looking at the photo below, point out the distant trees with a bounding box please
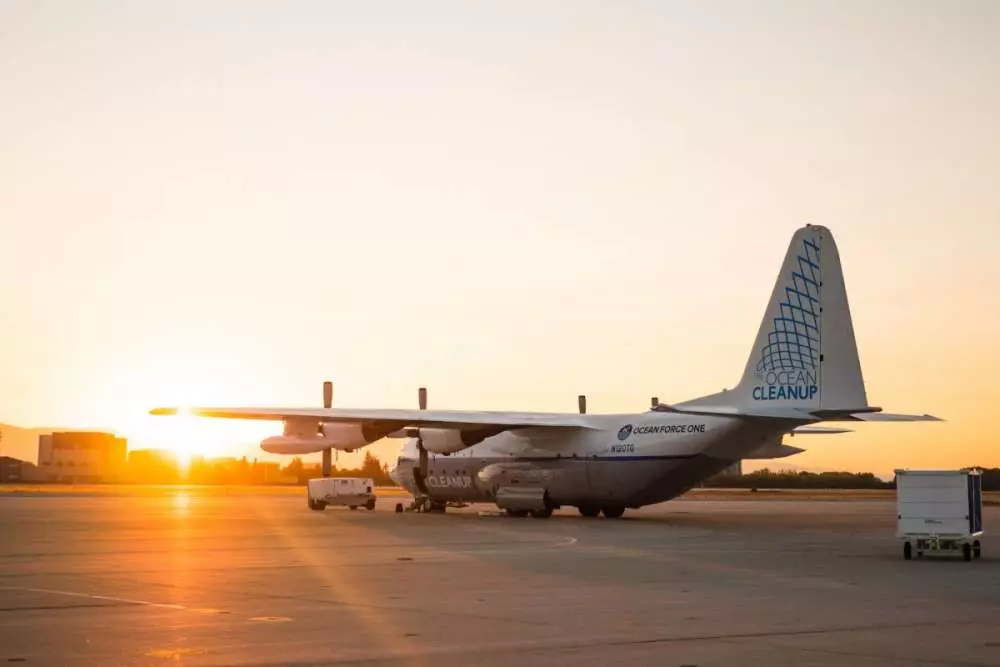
[706,467,1000,491]
[969,467,1000,492]
[278,452,395,486]
[706,468,893,490]
[284,457,305,484]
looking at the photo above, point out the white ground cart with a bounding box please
[896,469,983,561]
[307,477,376,512]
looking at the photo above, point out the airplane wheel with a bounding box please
[530,508,553,519]
[578,506,600,518]
[601,506,626,519]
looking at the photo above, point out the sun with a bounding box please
[130,409,231,467]
[123,407,279,469]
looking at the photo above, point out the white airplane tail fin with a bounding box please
[667,225,940,422]
[678,225,871,416]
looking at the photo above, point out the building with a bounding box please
[0,456,31,483]
[37,432,128,483]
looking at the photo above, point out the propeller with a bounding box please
[411,387,430,496]
[321,380,333,477]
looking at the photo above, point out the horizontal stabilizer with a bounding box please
[744,443,806,460]
[847,412,943,422]
[655,403,942,423]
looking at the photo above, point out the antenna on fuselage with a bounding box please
[578,395,587,414]
[651,396,659,410]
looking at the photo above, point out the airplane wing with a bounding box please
[149,406,596,431]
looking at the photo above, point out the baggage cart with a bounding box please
[896,468,983,561]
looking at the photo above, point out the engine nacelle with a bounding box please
[260,420,396,455]
[419,428,471,455]
[418,427,504,455]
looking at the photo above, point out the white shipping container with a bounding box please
[307,477,376,511]
[895,469,983,561]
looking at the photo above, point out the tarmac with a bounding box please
[1,488,998,666]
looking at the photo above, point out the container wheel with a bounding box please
[903,542,912,560]
[395,502,404,514]
[962,543,972,562]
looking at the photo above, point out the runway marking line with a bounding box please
[0,586,187,611]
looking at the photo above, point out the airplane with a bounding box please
[151,224,941,519]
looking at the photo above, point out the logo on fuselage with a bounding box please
[426,474,473,489]
[633,424,706,435]
[617,425,633,441]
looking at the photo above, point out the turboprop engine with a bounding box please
[418,427,505,455]
[260,420,397,454]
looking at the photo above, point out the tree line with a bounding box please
[280,452,395,486]
[705,466,1000,491]
[127,451,396,485]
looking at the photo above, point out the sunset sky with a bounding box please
[2,1,998,476]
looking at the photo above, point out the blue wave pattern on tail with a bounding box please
[754,238,821,375]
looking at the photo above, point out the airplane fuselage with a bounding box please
[390,412,792,510]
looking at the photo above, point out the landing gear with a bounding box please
[601,506,626,519]
[577,505,600,518]
[406,496,447,513]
